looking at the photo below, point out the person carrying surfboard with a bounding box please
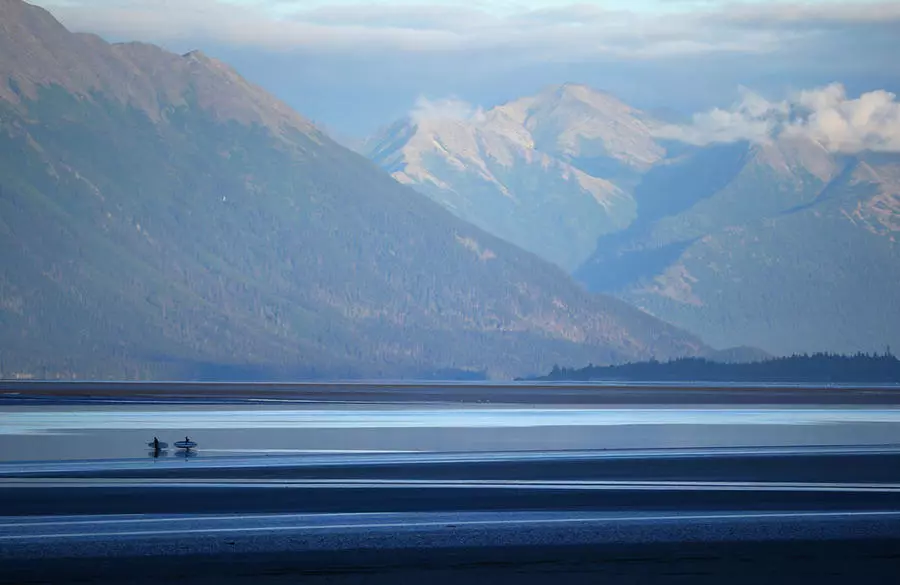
[174,437,197,450]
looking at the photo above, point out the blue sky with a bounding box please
[31,1,900,136]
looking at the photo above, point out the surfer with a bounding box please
[174,436,197,451]
[152,437,160,450]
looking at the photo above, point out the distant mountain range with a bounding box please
[363,85,655,271]
[579,142,900,356]
[367,85,900,356]
[0,0,710,379]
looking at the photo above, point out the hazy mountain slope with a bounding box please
[365,76,899,356]
[499,84,665,178]
[577,138,838,291]
[578,140,900,355]
[363,84,657,270]
[0,0,708,379]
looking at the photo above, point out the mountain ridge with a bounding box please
[0,0,709,379]
[366,80,900,356]
[0,0,318,142]
[579,142,900,355]
[363,84,653,270]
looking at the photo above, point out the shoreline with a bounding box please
[3,380,900,406]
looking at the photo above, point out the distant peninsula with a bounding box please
[530,352,900,384]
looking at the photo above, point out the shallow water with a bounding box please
[2,402,900,462]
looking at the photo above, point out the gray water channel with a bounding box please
[3,402,900,462]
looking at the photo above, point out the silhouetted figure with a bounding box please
[153,437,160,450]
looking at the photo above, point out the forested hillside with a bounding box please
[536,352,900,383]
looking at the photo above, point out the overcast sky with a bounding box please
[31,1,900,138]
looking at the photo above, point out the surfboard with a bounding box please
[147,441,169,449]
[174,440,198,449]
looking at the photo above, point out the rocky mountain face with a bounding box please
[368,82,900,356]
[581,147,900,355]
[364,85,657,271]
[0,0,709,379]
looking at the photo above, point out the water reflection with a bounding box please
[2,403,900,463]
[6,407,900,435]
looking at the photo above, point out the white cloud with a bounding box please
[34,0,468,52]
[297,4,491,32]
[653,84,900,154]
[786,84,900,153]
[716,1,900,26]
[653,88,789,145]
[410,97,484,125]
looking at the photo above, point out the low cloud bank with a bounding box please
[654,84,900,154]
[410,97,484,125]
[35,1,900,58]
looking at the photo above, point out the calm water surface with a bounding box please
[3,401,900,462]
